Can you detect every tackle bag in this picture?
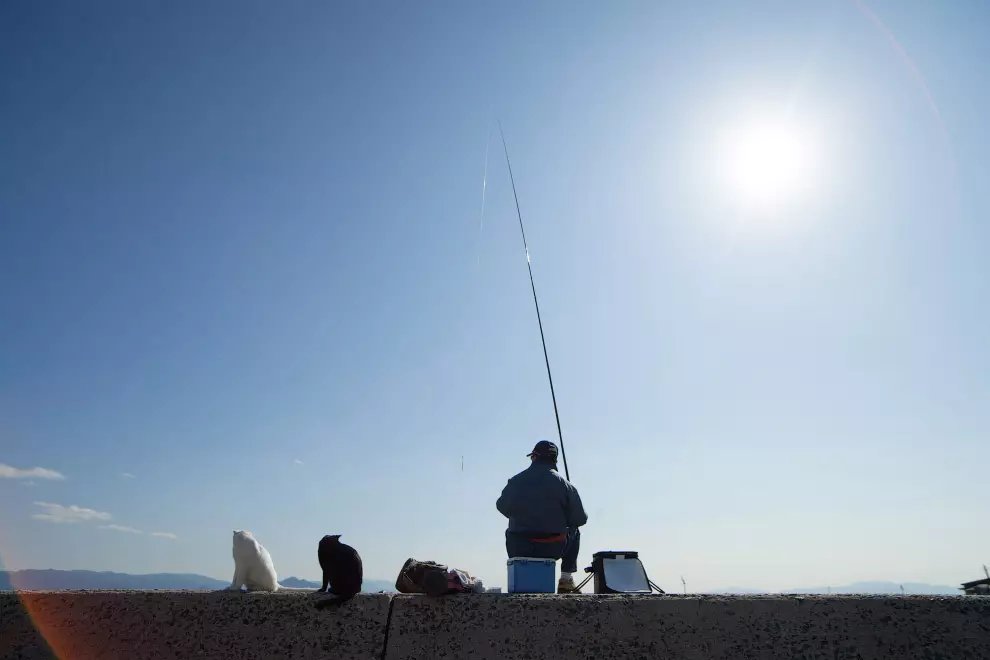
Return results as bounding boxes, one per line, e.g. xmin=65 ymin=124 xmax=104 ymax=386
xmin=576 ymin=550 xmax=665 ymax=594
xmin=395 ymin=558 xmax=483 ymax=596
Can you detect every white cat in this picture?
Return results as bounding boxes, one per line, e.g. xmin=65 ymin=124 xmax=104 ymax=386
xmin=228 ymin=530 xmax=282 ymax=592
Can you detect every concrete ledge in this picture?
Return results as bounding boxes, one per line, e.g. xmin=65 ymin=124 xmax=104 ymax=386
xmin=2 ymin=592 xmax=988 ymax=659
xmin=1 ymin=591 xmax=391 ymax=660
xmin=385 ymin=594 xmax=990 ymax=659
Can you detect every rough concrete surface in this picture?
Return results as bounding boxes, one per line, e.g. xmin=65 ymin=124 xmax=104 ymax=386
xmin=0 ymin=591 xmax=391 ymax=660
xmin=384 ymin=594 xmax=990 ymax=660
xmin=2 ymin=592 xmax=988 ymax=660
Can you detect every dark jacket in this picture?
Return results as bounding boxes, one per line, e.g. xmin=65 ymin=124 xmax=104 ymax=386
xmin=496 ymin=461 xmax=588 ymax=534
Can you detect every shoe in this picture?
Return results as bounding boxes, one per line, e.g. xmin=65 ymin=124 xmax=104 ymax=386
xmin=557 ymin=575 xmax=581 ymax=594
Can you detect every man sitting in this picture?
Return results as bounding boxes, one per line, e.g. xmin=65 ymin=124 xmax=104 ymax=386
xmin=496 ymin=440 xmax=588 ymax=593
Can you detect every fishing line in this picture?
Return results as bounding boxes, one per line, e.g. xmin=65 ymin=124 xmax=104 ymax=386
xmin=497 ymin=121 xmax=571 ymax=482
xmin=477 ymin=115 xmax=492 ymax=269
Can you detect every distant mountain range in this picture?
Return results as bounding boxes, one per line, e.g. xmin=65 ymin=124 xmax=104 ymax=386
xmin=1 ymin=570 xmax=960 ymax=596
xmin=704 ymin=581 xmax=961 ymax=596
xmin=782 ymin=581 xmax=961 ymax=595
xmin=0 ymin=570 xmax=395 ymax=593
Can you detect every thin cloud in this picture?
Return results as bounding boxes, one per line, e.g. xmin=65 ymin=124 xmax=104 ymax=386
xmin=21 ymin=481 xmax=38 ymax=487
xmin=100 ymin=524 xmax=142 ymax=534
xmin=1 ymin=463 xmax=65 ymax=480
xmin=120 ymin=472 xmax=136 ymax=479
xmin=32 ymin=501 xmax=112 ymax=524
xmin=294 ymin=459 xmax=304 ymax=465
xmin=151 ymin=531 xmax=178 ymax=540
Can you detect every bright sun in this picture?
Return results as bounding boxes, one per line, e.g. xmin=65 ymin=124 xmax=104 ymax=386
xmin=719 ymin=119 xmax=819 ymax=209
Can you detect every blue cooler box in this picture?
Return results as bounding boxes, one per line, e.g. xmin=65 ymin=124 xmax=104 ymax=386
xmin=507 ymin=557 xmax=556 ymax=593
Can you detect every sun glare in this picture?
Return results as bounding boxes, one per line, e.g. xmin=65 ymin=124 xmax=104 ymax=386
xmin=719 ymin=119 xmax=819 ymax=209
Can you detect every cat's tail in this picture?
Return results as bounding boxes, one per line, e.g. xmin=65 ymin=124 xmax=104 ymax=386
xmin=275 ymin=585 xmax=313 ymax=592
xmin=313 ymin=593 xmax=357 ymax=610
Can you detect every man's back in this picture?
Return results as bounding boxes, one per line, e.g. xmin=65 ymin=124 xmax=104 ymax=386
xmin=496 ymin=462 xmax=588 ymax=534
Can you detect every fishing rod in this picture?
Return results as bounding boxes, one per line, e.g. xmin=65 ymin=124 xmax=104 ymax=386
xmin=498 ymin=122 xmax=571 ymax=482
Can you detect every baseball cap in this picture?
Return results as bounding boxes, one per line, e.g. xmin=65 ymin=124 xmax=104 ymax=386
xmin=527 ymin=440 xmax=559 ymax=460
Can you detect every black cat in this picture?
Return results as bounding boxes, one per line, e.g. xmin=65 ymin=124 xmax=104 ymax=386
xmin=314 ymin=534 xmax=363 ymax=610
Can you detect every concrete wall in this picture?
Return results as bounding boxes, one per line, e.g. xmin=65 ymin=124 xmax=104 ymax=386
xmin=2 ymin=592 xmax=988 ymax=659
xmin=1 ymin=591 xmax=391 ymax=660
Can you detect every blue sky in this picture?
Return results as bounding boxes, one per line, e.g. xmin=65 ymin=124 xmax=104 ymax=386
xmin=2 ymin=1 xmax=988 ymax=592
